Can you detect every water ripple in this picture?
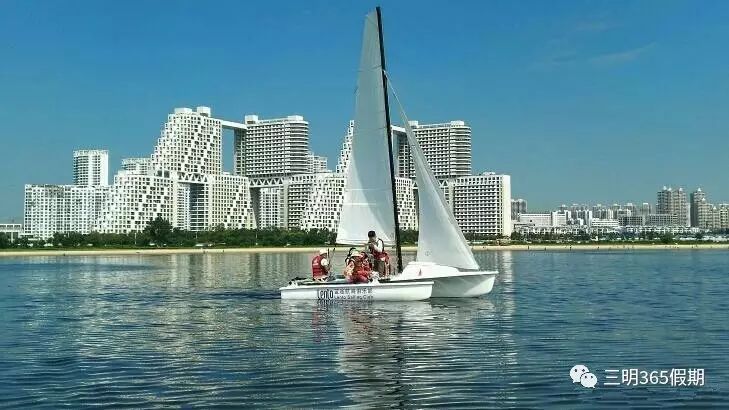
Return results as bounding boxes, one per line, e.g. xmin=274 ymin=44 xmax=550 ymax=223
xmin=0 ymin=250 xmax=727 ymax=408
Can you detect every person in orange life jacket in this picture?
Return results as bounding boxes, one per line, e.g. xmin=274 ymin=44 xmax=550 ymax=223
xmin=344 ymin=250 xmax=370 ymax=284
xmin=311 ymin=249 xmax=330 ymax=281
xmin=364 ymin=230 xmax=390 ymax=276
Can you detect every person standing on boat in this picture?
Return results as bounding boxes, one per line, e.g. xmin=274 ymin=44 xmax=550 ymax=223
xmin=344 ymin=250 xmax=370 ymax=284
xmin=311 ymin=249 xmax=330 ymax=281
xmin=364 ymin=230 xmax=390 ymax=277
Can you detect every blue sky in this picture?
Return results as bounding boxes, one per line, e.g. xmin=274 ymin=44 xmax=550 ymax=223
xmin=1 ymin=0 xmax=728 ymax=219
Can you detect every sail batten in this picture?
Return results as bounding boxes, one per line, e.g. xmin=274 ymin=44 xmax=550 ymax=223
xmin=336 ymin=10 xmax=397 ymax=246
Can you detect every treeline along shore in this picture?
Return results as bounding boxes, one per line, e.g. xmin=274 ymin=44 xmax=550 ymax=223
xmin=1 ymin=243 xmax=728 ymax=258
xmin=2 ymin=217 xmax=728 ymax=257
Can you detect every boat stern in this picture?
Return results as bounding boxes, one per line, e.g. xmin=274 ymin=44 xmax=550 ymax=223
xmin=391 ymin=262 xmax=497 ymax=298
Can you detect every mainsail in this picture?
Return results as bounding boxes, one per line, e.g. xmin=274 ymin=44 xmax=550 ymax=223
xmin=336 ymin=10 xmax=397 ymax=246
xmin=389 ymin=78 xmax=481 ymax=270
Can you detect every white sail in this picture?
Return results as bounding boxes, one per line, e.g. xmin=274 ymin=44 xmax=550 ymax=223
xmin=336 ymin=10 xmax=396 ymax=246
xmin=389 ymin=80 xmax=480 ymax=270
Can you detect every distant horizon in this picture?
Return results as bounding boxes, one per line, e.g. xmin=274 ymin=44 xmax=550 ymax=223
xmin=2 ymin=0 xmax=728 ymax=220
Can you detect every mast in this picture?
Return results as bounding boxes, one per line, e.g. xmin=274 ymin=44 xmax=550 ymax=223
xmin=376 ymin=6 xmax=403 ymax=273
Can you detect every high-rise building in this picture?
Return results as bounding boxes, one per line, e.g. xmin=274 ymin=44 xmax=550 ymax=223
xmin=95 ymin=173 xmax=176 ymax=234
xmin=121 ymin=157 xmax=151 ymax=175
xmin=657 ymin=186 xmax=689 ymax=227
xmin=96 ymin=107 xmax=256 ymax=234
xmin=336 ymin=121 xmax=355 ymax=175
xmin=257 ymin=187 xmax=285 ymax=229
xmin=444 ymin=172 xmax=512 ymax=237
xmin=73 ymin=150 xmax=109 ymax=186
xmin=297 ymin=174 xmax=347 ymax=231
xmin=23 ymin=105 xmax=501 ymax=240
xmin=688 ymin=188 xmax=729 ymax=231
xmin=511 ymin=198 xmax=528 ymax=220
xmin=690 ymin=188 xmax=707 ymax=228
xmin=151 ymin=107 xmax=222 ymax=175
xmin=340 ymin=120 xmax=504 ymax=236
xmin=294 ymin=146 xmax=417 ymax=232
xmin=640 ymin=202 xmax=652 ymax=217
xmin=234 ymin=115 xmax=310 ymax=179
xmin=394 ymin=120 xmax=472 ymax=180
xmin=24 ymin=184 xmax=109 ymax=239
xmin=306 ymin=152 xmax=329 ymax=173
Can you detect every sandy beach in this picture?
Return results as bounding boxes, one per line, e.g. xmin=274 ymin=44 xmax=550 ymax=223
xmin=1 ymin=243 xmax=728 ymax=257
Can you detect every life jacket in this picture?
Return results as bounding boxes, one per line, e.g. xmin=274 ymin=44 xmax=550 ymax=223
xmin=346 ymin=255 xmax=370 ymax=276
xmin=368 ymin=238 xmax=387 ymax=260
xmin=312 ymin=254 xmax=326 ymax=279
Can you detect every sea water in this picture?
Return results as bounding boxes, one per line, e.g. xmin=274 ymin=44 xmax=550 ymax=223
xmin=0 ymin=250 xmax=727 ymax=408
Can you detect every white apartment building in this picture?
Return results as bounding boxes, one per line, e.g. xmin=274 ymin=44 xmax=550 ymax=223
xmin=646 ymin=213 xmax=680 ymax=226
xmin=24 ymin=184 xmax=109 ymax=239
xmin=657 ymin=186 xmax=689 ymax=227
xmin=73 ymin=149 xmax=109 ymax=186
xmin=298 ymin=173 xmax=346 ymax=231
xmin=340 ymin=120 xmax=505 ymax=236
xmin=590 ymin=218 xmax=620 ymax=229
xmin=152 ymin=107 xmax=222 ymax=175
xmin=97 ymin=172 xmax=255 ymax=234
xmin=336 ymin=121 xmax=355 ymax=175
xmin=207 ymin=173 xmax=255 ymax=230
xmin=234 ymin=115 xmax=310 ymax=178
xmin=444 ymin=172 xmax=511 ymax=237
xmin=23 ymin=105 xmax=503 ymax=240
xmin=306 ymin=153 xmax=329 ymax=173
xmin=517 ymin=212 xmax=567 ymax=228
xmin=95 ymin=172 xmax=176 ymax=233
xmin=96 ymin=107 xmax=256 ymax=234
xmin=395 ymin=120 xmax=472 ymax=180
xmin=294 ymin=173 xmax=417 ymax=232
xmin=275 ymin=124 xmax=420 ymax=233
xmin=121 ymin=157 xmax=151 ymax=175
xmin=688 ymin=188 xmax=729 ymax=230
xmin=258 ymin=187 xmax=285 ymax=229
xmin=0 ymin=223 xmax=23 ymax=242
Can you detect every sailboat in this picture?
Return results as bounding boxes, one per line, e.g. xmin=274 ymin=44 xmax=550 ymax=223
xmin=279 ymin=7 xmax=434 ymax=301
xmin=282 ymin=7 xmax=496 ymax=299
xmin=336 ymin=7 xmax=498 ymax=298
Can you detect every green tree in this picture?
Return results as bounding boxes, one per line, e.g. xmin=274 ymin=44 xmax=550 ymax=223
xmin=144 ymin=217 xmax=173 ymax=245
xmin=0 ymin=233 xmax=10 ymax=249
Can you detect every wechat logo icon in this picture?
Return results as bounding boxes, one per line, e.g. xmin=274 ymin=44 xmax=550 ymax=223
xmin=570 ymin=364 xmax=597 ymax=388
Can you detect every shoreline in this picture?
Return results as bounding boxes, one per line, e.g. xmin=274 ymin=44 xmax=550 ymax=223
xmin=0 ymin=243 xmax=728 ymax=257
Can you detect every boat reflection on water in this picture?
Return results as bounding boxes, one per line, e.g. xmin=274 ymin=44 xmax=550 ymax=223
xmin=280 ymin=293 xmax=510 ymax=407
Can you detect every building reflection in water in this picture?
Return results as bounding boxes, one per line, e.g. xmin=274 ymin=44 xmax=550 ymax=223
xmin=8 ymin=250 xmax=520 ymax=407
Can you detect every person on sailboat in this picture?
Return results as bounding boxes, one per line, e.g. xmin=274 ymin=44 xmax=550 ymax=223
xmin=311 ymin=249 xmax=330 ymax=282
xmin=364 ymin=230 xmax=390 ymax=277
xmin=343 ymin=250 xmax=370 ymax=284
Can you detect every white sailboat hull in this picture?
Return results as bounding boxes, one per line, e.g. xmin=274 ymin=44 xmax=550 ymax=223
xmin=389 ymin=262 xmax=497 ymax=298
xmin=280 ymin=279 xmax=434 ymax=301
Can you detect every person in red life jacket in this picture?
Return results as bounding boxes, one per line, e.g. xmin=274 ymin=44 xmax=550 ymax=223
xmin=364 ymin=230 xmax=390 ymax=277
xmin=343 ymin=250 xmax=370 ymax=284
xmin=311 ymin=249 xmax=330 ymax=281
